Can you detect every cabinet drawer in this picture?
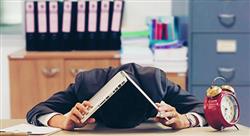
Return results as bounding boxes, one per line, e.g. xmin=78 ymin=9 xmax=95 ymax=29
xmin=9 ymin=59 xmax=64 ymax=118
xmin=191 ymin=86 xmax=250 ymax=127
xmin=191 ymin=0 xmax=250 ymax=32
xmin=191 ymin=34 xmax=250 ymax=85
xmin=64 ymin=60 xmax=120 ymax=87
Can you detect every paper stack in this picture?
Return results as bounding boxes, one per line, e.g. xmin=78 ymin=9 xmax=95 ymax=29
xmin=121 ymin=27 xmax=153 ymax=66
xmin=153 ymin=43 xmax=188 ymax=73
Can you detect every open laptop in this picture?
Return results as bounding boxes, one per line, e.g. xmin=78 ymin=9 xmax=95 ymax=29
xmin=80 ymin=70 xmax=158 ymax=124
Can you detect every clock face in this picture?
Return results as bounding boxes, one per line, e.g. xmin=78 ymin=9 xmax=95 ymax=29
xmin=220 ymin=95 xmax=239 ymax=123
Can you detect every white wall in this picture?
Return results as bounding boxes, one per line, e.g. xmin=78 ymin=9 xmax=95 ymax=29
xmin=0 ymin=0 xmax=172 ymax=119
xmin=122 ymin=0 xmax=172 ymax=29
xmin=0 ymin=35 xmax=25 ymax=119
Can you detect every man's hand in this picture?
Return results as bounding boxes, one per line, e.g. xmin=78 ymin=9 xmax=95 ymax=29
xmin=154 ymin=101 xmax=190 ymax=129
xmin=48 ymin=101 xmax=95 ymax=130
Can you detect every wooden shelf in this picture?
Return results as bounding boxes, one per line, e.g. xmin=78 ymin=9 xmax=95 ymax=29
xmin=9 ymin=50 xmax=121 ymax=60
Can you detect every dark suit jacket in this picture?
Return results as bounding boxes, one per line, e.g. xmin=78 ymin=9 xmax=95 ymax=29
xmin=27 ymin=63 xmax=204 ymax=128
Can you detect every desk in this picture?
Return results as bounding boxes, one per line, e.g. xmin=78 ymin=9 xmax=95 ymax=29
xmin=1 ymin=119 xmax=249 ymax=136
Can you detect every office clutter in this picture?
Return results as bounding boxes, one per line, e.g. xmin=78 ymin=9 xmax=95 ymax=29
xmin=148 ymin=17 xmax=188 ymax=73
xmin=25 ymin=0 xmax=124 ymax=51
xmin=120 ymin=27 xmax=154 ymax=66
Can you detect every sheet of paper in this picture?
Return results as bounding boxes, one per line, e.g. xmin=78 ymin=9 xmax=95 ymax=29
xmin=0 ymin=123 xmax=61 ymax=135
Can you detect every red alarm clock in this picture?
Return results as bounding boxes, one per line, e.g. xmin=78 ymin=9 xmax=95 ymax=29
xmin=204 ymin=77 xmax=240 ymax=130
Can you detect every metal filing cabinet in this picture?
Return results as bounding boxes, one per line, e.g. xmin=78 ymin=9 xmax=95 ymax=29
xmin=188 ymin=0 xmax=250 ymax=127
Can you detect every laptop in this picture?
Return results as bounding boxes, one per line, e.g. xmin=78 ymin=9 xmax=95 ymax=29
xmin=80 ymin=70 xmax=158 ymax=123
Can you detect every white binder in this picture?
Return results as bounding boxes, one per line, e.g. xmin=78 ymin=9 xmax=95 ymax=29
xmin=49 ymin=0 xmax=58 ymax=33
xmin=38 ymin=0 xmax=47 ymax=33
xmin=77 ymin=0 xmax=86 ymax=32
xmin=25 ymin=1 xmax=35 ymax=33
xmin=62 ymin=0 xmax=72 ymax=32
xmin=88 ymin=0 xmax=98 ymax=32
xmin=100 ymin=0 xmax=110 ymax=32
xmin=111 ymin=0 xmax=123 ymax=32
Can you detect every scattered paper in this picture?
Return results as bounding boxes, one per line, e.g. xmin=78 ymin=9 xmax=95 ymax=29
xmin=0 ymin=123 xmax=61 ymax=135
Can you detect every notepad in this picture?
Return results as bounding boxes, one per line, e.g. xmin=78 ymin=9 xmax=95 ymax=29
xmin=0 ymin=124 xmax=60 ymax=135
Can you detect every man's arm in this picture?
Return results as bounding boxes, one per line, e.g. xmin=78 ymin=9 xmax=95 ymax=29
xmin=26 ymin=84 xmax=78 ymax=126
xmin=157 ymin=71 xmax=206 ymax=128
xmin=26 ymin=67 xmax=111 ymax=129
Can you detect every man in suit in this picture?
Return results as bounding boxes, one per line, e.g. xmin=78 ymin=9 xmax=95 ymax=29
xmin=27 ymin=63 xmax=206 ymax=130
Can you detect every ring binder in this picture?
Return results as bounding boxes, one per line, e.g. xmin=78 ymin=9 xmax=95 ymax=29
xmin=37 ymin=0 xmax=48 ymax=51
xmin=25 ymin=0 xmax=36 ymax=51
xmin=76 ymin=0 xmax=86 ymax=50
xmin=61 ymin=0 xmax=72 ymax=51
xmin=25 ymin=0 xmax=124 ymax=51
xmin=49 ymin=0 xmax=59 ymax=51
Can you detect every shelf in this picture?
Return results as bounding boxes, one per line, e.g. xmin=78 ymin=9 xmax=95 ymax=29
xmin=9 ymin=50 xmax=121 ymax=60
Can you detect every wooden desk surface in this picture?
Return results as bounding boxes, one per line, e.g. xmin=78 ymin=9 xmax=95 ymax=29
xmin=1 ymin=119 xmax=249 ymax=136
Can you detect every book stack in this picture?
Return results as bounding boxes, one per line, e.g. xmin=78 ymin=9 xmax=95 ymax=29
xmin=120 ymin=27 xmax=153 ymax=66
xmin=153 ymin=41 xmax=188 ymax=73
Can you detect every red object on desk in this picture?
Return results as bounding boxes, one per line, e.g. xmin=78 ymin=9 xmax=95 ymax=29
xmin=204 ymin=87 xmax=240 ymax=130
xmin=156 ymin=23 xmax=162 ymax=40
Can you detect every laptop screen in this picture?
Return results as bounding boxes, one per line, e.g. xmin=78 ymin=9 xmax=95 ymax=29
xmin=97 ymin=79 xmax=157 ymax=128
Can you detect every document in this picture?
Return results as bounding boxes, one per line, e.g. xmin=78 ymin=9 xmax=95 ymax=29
xmin=0 ymin=124 xmax=60 ymax=135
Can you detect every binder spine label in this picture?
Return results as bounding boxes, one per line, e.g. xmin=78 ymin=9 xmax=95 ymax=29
xmin=25 ymin=1 xmax=35 ymax=33
xmin=111 ymin=0 xmax=122 ymax=32
xmin=100 ymin=0 xmax=110 ymax=32
xmin=62 ymin=0 xmax=72 ymax=32
xmin=49 ymin=1 xmax=58 ymax=33
xmin=88 ymin=0 xmax=98 ymax=32
xmin=38 ymin=1 xmax=47 ymax=33
xmin=77 ymin=0 xmax=86 ymax=32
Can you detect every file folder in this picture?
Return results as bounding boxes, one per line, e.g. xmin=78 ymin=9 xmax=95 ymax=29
xmin=111 ymin=0 xmax=123 ymax=32
xmin=88 ymin=0 xmax=98 ymax=32
xmin=25 ymin=0 xmax=36 ymax=51
xmin=76 ymin=0 xmax=86 ymax=50
xmin=87 ymin=0 xmax=98 ymax=50
xmin=37 ymin=0 xmax=48 ymax=51
xmin=71 ymin=2 xmax=78 ymax=50
xmin=77 ymin=0 xmax=86 ymax=33
xmin=109 ymin=0 xmax=124 ymax=50
xmin=100 ymin=0 xmax=110 ymax=32
xmin=25 ymin=0 xmax=125 ymax=51
xmin=98 ymin=0 xmax=110 ymax=50
xmin=62 ymin=0 xmax=72 ymax=51
xmin=49 ymin=0 xmax=59 ymax=51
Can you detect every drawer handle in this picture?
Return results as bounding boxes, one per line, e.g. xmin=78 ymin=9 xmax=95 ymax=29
xmin=70 ymin=68 xmax=87 ymax=77
xmin=217 ymin=67 xmax=235 ymax=82
xmin=218 ymin=14 xmax=236 ymax=28
xmin=42 ymin=68 xmax=59 ymax=77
